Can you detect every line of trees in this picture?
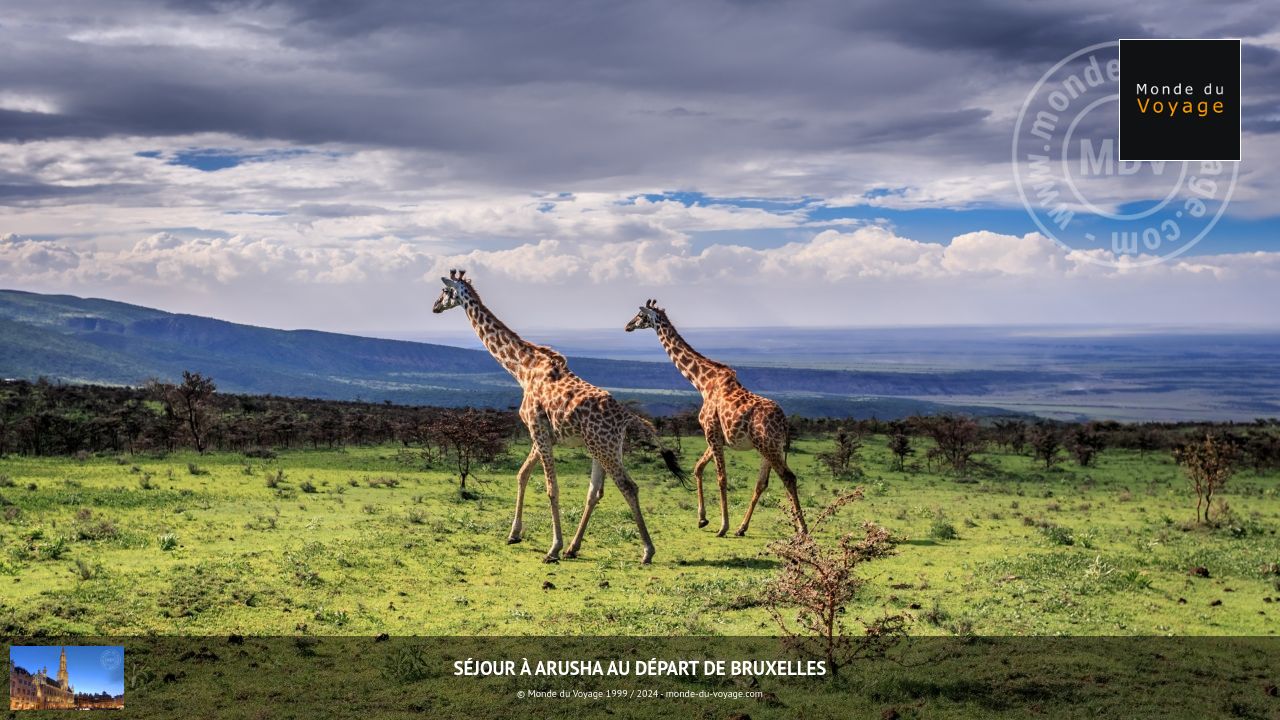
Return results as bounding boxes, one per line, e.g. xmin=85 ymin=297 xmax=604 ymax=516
xmin=0 ymin=376 xmax=518 ymax=458
xmin=792 ymin=415 xmax=1280 ymax=478
xmin=799 ymin=415 xmax=1277 ymax=528
xmin=3 ymin=378 xmax=1279 ymax=483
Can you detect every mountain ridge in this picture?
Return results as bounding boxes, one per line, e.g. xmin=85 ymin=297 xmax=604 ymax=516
xmin=0 ymin=288 xmax=1022 ymax=419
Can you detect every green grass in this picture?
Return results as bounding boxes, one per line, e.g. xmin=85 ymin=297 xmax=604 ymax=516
xmin=1 ymin=437 xmax=1278 ymax=636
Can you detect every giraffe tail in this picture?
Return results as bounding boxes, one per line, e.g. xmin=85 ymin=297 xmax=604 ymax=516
xmin=627 ymin=414 xmax=690 ymax=487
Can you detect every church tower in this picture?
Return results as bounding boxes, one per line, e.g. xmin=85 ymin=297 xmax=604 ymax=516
xmin=57 ymin=647 xmax=69 ymax=690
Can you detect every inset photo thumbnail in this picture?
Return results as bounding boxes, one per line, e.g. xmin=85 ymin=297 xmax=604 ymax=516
xmin=9 ymin=646 xmax=124 ymax=711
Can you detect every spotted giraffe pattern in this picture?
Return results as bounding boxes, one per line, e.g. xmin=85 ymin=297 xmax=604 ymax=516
xmin=626 ymin=300 xmax=807 ymax=536
xmin=433 ymin=270 xmax=677 ymax=564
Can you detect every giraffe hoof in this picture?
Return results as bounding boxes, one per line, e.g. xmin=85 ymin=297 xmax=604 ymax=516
xmin=698 ymin=518 xmax=709 ymax=528
xmin=715 ymin=528 xmax=728 ymax=538
xmin=734 ymin=528 xmax=748 ymax=537
xmin=641 ymin=549 xmax=654 ymax=564
xmin=542 ymin=554 xmax=560 ymax=564
xmin=506 ymin=536 xmax=522 ymax=545
xmin=564 ymin=548 xmax=579 ymax=559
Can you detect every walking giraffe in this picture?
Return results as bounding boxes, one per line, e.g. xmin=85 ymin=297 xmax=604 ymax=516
xmin=625 ymin=300 xmax=807 ymax=537
xmin=433 ymin=270 xmax=686 ymax=563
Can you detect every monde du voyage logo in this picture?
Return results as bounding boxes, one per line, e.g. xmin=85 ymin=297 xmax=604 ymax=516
xmin=1013 ymin=39 xmax=1241 ymax=267
xmin=1120 ymin=39 xmax=1241 ymax=162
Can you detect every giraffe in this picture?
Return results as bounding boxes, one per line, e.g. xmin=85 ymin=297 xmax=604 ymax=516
xmin=625 ymin=300 xmax=807 ymax=537
xmin=433 ymin=270 xmax=686 ymax=564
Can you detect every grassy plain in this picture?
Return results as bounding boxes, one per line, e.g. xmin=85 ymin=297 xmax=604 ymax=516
xmin=1 ymin=437 xmax=1279 ymax=637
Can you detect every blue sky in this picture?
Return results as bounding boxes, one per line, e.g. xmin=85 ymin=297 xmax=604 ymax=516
xmin=1 ymin=1 xmax=1279 ymax=331
xmin=643 ymin=191 xmax=1278 ymax=256
xmin=9 ymin=646 xmax=124 ymax=696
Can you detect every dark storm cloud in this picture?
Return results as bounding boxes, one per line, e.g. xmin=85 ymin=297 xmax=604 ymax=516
xmin=840 ymin=108 xmax=993 ymax=148
xmin=0 ymin=183 xmax=126 ymax=201
xmin=842 ymin=0 xmax=1148 ymax=62
xmin=0 ymin=109 xmax=119 ymax=142
xmin=1 ymin=0 xmax=1277 ymax=192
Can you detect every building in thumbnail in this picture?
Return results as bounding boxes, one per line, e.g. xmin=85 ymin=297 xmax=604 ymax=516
xmin=9 ymin=647 xmax=75 ymax=710
xmin=75 ymin=691 xmax=125 ymax=709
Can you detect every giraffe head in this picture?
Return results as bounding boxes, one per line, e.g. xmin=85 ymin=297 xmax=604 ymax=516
xmin=432 ymin=268 xmax=474 ymax=313
xmin=624 ymin=299 xmax=666 ymax=332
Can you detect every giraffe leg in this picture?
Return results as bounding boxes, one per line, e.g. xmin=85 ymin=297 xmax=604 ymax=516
xmin=739 ymin=447 xmax=807 ymax=536
xmin=603 ymin=455 xmax=655 ymax=564
xmin=776 ymin=456 xmax=808 ymax=535
xmin=530 ymin=429 xmax=563 ymax=563
xmin=692 ymin=445 xmax=715 ymax=528
xmin=564 ymin=459 xmax=604 ymax=558
xmin=734 ymin=456 xmax=771 ymax=536
xmin=712 ymin=445 xmax=729 ymax=537
xmin=507 ymin=448 xmax=538 ymax=544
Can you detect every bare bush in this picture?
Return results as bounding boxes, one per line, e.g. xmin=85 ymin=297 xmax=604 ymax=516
xmin=1174 ymin=433 xmax=1242 ymax=524
xmin=764 ymin=489 xmax=909 ymax=677
xmin=817 ymin=426 xmax=862 ymax=479
xmin=422 ymin=407 xmax=515 ymax=489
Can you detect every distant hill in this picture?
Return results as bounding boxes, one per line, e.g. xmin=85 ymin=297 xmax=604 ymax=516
xmin=0 ymin=289 xmax=1020 ymax=419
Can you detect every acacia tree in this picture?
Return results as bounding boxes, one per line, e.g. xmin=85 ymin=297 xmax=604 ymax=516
xmin=1133 ymin=426 xmax=1161 ymax=457
xmin=653 ymin=415 xmax=680 ymax=455
xmin=919 ymin=415 xmax=982 ymax=475
xmin=113 ymin=400 xmax=148 ymax=454
xmin=1174 ymin=433 xmax=1241 ymax=524
xmin=1068 ymin=423 xmax=1105 ymax=467
xmin=818 ymin=426 xmax=862 ymax=478
xmin=886 ymin=421 xmax=914 ymax=471
xmin=992 ymin=419 xmax=1028 ymax=454
xmin=1029 ymin=422 xmax=1063 ymax=469
xmin=165 ymin=372 xmax=217 ymax=453
xmin=424 ymin=408 xmax=514 ymax=489
xmin=1245 ymin=431 xmax=1280 ymax=474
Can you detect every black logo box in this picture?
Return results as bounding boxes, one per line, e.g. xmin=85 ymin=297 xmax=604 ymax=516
xmin=1119 ymin=38 xmax=1241 ymax=162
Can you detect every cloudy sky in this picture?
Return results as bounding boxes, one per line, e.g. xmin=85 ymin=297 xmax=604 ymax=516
xmin=2 ymin=0 xmax=1279 ymax=334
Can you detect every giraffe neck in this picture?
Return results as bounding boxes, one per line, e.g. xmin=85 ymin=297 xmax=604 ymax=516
xmin=655 ymin=318 xmax=722 ymax=393
xmin=460 ymin=293 xmax=541 ymax=380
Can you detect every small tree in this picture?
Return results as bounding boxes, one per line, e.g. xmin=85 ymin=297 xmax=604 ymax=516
xmin=654 ymin=415 xmax=680 ymax=455
xmin=113 ymin=400 xmax=148 ymax=455
xmin=763 ymin=490 xmax=908 ymax=678
xmin=993 ymin=419 xmax=1028 ymax=454
xmin=818 ymin=426 xmax=861 ymax=478
xmin=886 ymin=422 xmax=914 ymax=471
xmin=1133 ymin=426 xmax=1160 ymax=458
xmin=1244 ymin=431 xmax=1280 ymax=474
xmin=163 ymin=371 xmax=216 ymax=454
xmin=785 ymin=418 xmax=800 ymax=455
xmin=1174 ymin=433 xmax=1241 ymax=524
xmin=424 ymin=408 xmax=513 ymax=489
xmin=919 ymin=415 xmax=982 ymax=475
xmin=1028 ymin=422 xmax=1062 ymax=469
xmin=1068 ymin=424 xmax=1105 ymax=467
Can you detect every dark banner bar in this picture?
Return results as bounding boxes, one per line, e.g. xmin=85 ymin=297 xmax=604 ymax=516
xmin=6 ymin=636 xmax=1280 ymax=718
